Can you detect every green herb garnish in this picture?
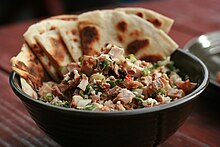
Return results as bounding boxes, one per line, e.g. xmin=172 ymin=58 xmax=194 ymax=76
xmin=152 ymin=88 xmax=166 ymax=98
xmin=52 ymin=100 xmax=70 ymax=108
xmin=152 ymin=62 xmax=160 ymax=69
xmin=85 ymin=84 xmax=93 ymax=95
xmin=134 ymin=97 xmax=143 ymax=105
xmin=107 ymin=79 xmax=123 ymax=88
xmin=125 ymin=54 xmax=137 ymax=63
xmin=84 ymin=103 xmax=97 ymax=110
xmin=137 ymin=85 xmax=143 ymax=89
xmin=79 ymin=56 xmax=84 ymax=65
xmin=40 ymin=93 xmax=54 ymax=102
xmin=158 ymin=88 xmax=165 ymax=95
xmin=166 ymin=63 xmax=175 ymax=71
xmin=142 ymin=67 xmax=151 ymax=76
xmin=79 ymin=90 xmax=85 ymax=98
xmin=100 ymin=60 xmax=109 ymax=70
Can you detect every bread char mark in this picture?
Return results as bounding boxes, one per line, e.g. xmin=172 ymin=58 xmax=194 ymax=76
xmin=147 ymin=18 xmax=162 ymax=27
xmin=80 ymin=26 xmax=99 ymax=55
xmin=117 ymin=21 xmax=127 ymax=32
xmin=139 ymin=54 xmax=163 ymax=62
xmin=127 ymin=39 xmax=149 ymax=54
xmin=117 ymin=34 xmax=124 ymax=42
xmin=136 ymin=12 xmax=143 ymax=18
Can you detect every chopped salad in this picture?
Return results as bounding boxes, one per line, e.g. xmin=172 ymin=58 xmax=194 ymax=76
xmin=38 ymin=44 xmax=197 ymax=111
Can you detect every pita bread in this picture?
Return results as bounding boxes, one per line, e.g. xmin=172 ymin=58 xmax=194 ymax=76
xmin=49 ymin=14 xmax=78 ymax=21
xmin=115 ymin=7 xmax=174 ymax=33
xmin=58 ymin=20 xmax=82 ymax=62
xmin=78 ymin=10 xmax=178 ymax=60
xmin=10 ymin=43 xmax=47 ymax=88
xmin=11 ymin=8 xmax=178 ymax=97
xmin=35 ymin=30 xmax=73 ymax=75
xmin=23 ymin=19 xmax=67 ymax=81
xmin=20 ymin=77 xmax=38 ymax=99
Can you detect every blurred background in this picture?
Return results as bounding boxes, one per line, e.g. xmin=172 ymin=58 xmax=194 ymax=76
xmin=0 ymin=0 xmax=145 ymax=26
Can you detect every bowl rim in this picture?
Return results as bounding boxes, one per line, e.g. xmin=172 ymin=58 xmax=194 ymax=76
xmin=9 ymin=49 xmax=209 ymax=116
xmin=183 ymin=31 xmax=220 ymax=88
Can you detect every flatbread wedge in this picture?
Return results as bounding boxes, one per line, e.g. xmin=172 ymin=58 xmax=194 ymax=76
xmin=115 ymin=7 xmax=174 ymax=33
xmin=78 ymin=10 xmax=178 ymax=61
xmin=10 ymin=43 xmax=47 ymax=88
xmin=20 ymin=78 xmax=38 ymax=99
xmin=58 ymin=20 xmax=82 ymax=62
xmin=35 ymin=30 xmax=73 ymax=75
xmin=23 ymin=19 xmax=67 ymax=82
xmin=49 ymin=14 xmax=78 ymax=21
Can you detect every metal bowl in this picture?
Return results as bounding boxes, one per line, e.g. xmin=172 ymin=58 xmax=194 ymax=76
xmin=9 ymin=49 xmax=209 ymax=147
xmin=184 ymin=31 xmax=220 ymax=88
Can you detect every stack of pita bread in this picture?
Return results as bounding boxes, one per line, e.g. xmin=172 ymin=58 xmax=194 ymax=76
xmin=10 ymin=7 xmax=178 ymax=98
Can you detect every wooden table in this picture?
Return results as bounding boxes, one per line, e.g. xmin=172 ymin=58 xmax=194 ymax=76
xmin=1 ymin=0 xmax=220 ymax=146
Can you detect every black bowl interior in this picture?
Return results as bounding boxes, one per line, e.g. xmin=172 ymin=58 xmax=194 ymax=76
xmin=9 ymin=49 xmax=209 ymax=147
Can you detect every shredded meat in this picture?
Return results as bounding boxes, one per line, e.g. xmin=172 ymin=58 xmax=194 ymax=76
xmin=77 ymin=74 xmax=89 ymax=91
xmin=147 ymin=77 xmax=167 ymax=95
xmin=51 ymin=71 xmax=80 ymax=100
xmin=108 ymin=45 xmax=124 ymax=58
xmin=175 ymin=80 xmax=197 ymax=94
xmin=124 ymin=80 xmax=143 ymax=89
xmin=167 ymin=88 xmax=185 ymax=99
xmin=37 ymin=43 xmax=197 ymax=111
xmin=107 ymin=86 xmax=122 ymax=98
xmin=141 ymin=76 xmax=152 ymax=86
xmin=113 ymin=89 xmax=135 ymax=104
xmin=81 ymin=55 xmax=97 ymax=76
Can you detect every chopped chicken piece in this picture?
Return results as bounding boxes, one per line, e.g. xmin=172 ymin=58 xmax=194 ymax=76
xmin=143 ymin=98 xmax=158 ymax=107
xmin=108 ymin=45 xmax=124 ymax=58
xmin=115 ymin=101 xmax=126 ymax=111
xmin=141 ymin=76 xmax=153 ymax=86
xmin=114 ymin=89 xmax=135 ymax=104
xmin=77 ymin=74 xmax=89 ymax=91
xmin=167 ymin=88 xmax=185 ymax=99
xmin=175 ymin=80 xmax=197 ymax=94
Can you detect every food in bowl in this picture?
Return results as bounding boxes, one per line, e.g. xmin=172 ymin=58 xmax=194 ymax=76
xmin=10 ymin=7 xmax=197 ymax=112
xmin=38 ymin=44 xmax=196 ymax=111
xmin=9 ymin=48 xmax=209 ymax=147
xmin=9 ymin=7 xmax=209 ymax=147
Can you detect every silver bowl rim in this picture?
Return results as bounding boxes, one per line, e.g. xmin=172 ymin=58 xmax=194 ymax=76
xmin=184 ymin=31 xmax=220 ymax=88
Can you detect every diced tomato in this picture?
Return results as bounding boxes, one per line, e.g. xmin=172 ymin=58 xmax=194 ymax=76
xmin=125 ymin=74 xmax=132 ymax=81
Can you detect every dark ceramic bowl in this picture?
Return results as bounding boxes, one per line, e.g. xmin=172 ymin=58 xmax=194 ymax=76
xmin=10 ymin=49 xmax=209 ymax=147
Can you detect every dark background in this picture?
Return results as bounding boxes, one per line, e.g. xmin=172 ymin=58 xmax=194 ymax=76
xmin=0 ymin=0 xmax=145 ymax=26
